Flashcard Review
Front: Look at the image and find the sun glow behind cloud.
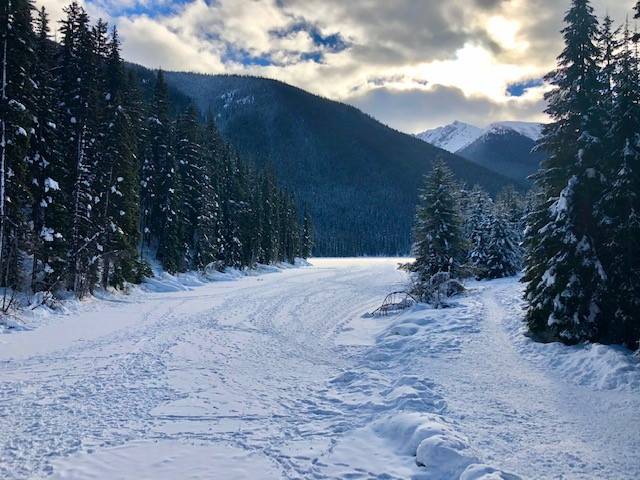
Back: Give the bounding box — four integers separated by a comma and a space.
35, 0, 634, 132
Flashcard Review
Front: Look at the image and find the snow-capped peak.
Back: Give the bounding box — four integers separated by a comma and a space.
486, 121, 543, 141
416, 120, 544, 153
415, 121, 482, 153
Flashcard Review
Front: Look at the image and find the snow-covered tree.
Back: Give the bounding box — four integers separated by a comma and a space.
412, 160, 464, 282
28, 6, 67, 292
596, 24, 640, 347
301, 208, 313, 259
96, 27, 141, 287
0, 0, 35, 292
481, 208, 522, 280
464, 186, 494, 276
523, 0, 607, 343
192, 115, 224, 270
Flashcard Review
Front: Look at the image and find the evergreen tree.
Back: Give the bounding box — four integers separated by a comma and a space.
301, 208, 313, 259
411, 160, 464, 282
481, 207, 522, 280
140, 70, 170, 251
464, 185, 494, 277
28, 6, 66, 292
192, 116, 224, 270
174, 104, 201, 267
96, 27, 141, 287
0, 0, 35, 292
523, 0, 606, 343
259, 171, 278, 263
59, 2, 103, 297
0, 3, 306, 299
596, 23, 640, 347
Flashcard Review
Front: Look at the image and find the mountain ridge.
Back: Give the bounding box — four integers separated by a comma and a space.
416, 120, 545, 183
130, 69, 524, 255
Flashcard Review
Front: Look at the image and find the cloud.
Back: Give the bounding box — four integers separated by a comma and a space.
34, 0, 636, 132
348, 84, 549, 133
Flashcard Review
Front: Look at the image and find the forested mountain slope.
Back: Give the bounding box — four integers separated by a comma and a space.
150, 72, 522, 256
457, 127, 545, 183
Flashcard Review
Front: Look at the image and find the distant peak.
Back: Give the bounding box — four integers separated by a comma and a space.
415, 121, 482, 153
416, 120, 544, 152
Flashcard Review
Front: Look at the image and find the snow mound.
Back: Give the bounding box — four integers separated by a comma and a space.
140, 260, 304, 293
368, 413, 520, 479
493, 279, 640, 392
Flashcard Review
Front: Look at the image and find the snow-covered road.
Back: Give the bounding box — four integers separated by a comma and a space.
0, 259, 638, 479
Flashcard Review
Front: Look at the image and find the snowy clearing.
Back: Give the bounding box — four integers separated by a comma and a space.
0, 258, 638, 479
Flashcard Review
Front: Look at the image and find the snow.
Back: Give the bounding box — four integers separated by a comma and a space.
487, 121, 544, 141
416, 120, 544, 153
415, 121, 482, 153
0, 259, 638, 479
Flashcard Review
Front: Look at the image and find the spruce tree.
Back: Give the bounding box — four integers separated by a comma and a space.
464, 186, 494, 277
411, 160, 464, 282
596, 23, 640, 347
174, 104, 201, 268
141, 70, 170, 252
0, 0, 35, 293
28, 6, 67, 292
59, 2, 103, 297
523, 0, 606, 343
192, 116, 224, 270
97, 27, 141, 287
301, 208, 313, 259
481, 207, 522, 280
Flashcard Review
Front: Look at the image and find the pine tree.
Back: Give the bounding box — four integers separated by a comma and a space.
140, 70, 170, 252
28, 6, 67, 292
174, 103, 202, 269
96, 27, 141, 288
192, 115, 224, 270
155, 116, 183, 273
301, 208, 313, 259
411, 160, 464, 282
259, 171, 278, 263
0, 0, 36, 294
464, 185, 494, 277
496, 185, 526, 240
58, 2, 103, 297
523, 0, 606, 343
596, 23, 640, 347
481, 207, 521, 280
598, 14, 620, 130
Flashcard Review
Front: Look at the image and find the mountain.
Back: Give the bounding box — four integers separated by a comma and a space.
415, 121, 482, 153
138, 71, 522, 256
416, 120, 545, 183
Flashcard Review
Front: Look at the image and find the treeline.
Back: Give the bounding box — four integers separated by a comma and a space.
0, 1, 312, 302
524, 0, 640, 349
410, 161, 525, 290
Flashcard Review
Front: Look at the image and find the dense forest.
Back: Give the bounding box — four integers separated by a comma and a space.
161, 72, 523, 257
0, 1, 312, 304
411, 0, 640, 350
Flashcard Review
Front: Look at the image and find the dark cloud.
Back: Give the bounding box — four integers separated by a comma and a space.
280, 0, 506, 65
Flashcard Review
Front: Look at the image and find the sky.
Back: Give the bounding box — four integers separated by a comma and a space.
37, 0, 635, 134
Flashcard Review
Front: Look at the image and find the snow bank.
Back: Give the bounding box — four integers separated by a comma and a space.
324, 290, 520, 479
3, 259, 308, 333
492, 279, 640, 392
140, 256, 308, 293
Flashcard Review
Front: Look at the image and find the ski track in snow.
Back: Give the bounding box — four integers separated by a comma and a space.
0, 259, 638, 479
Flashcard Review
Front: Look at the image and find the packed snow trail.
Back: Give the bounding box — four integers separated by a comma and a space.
0, 259, 638, 479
